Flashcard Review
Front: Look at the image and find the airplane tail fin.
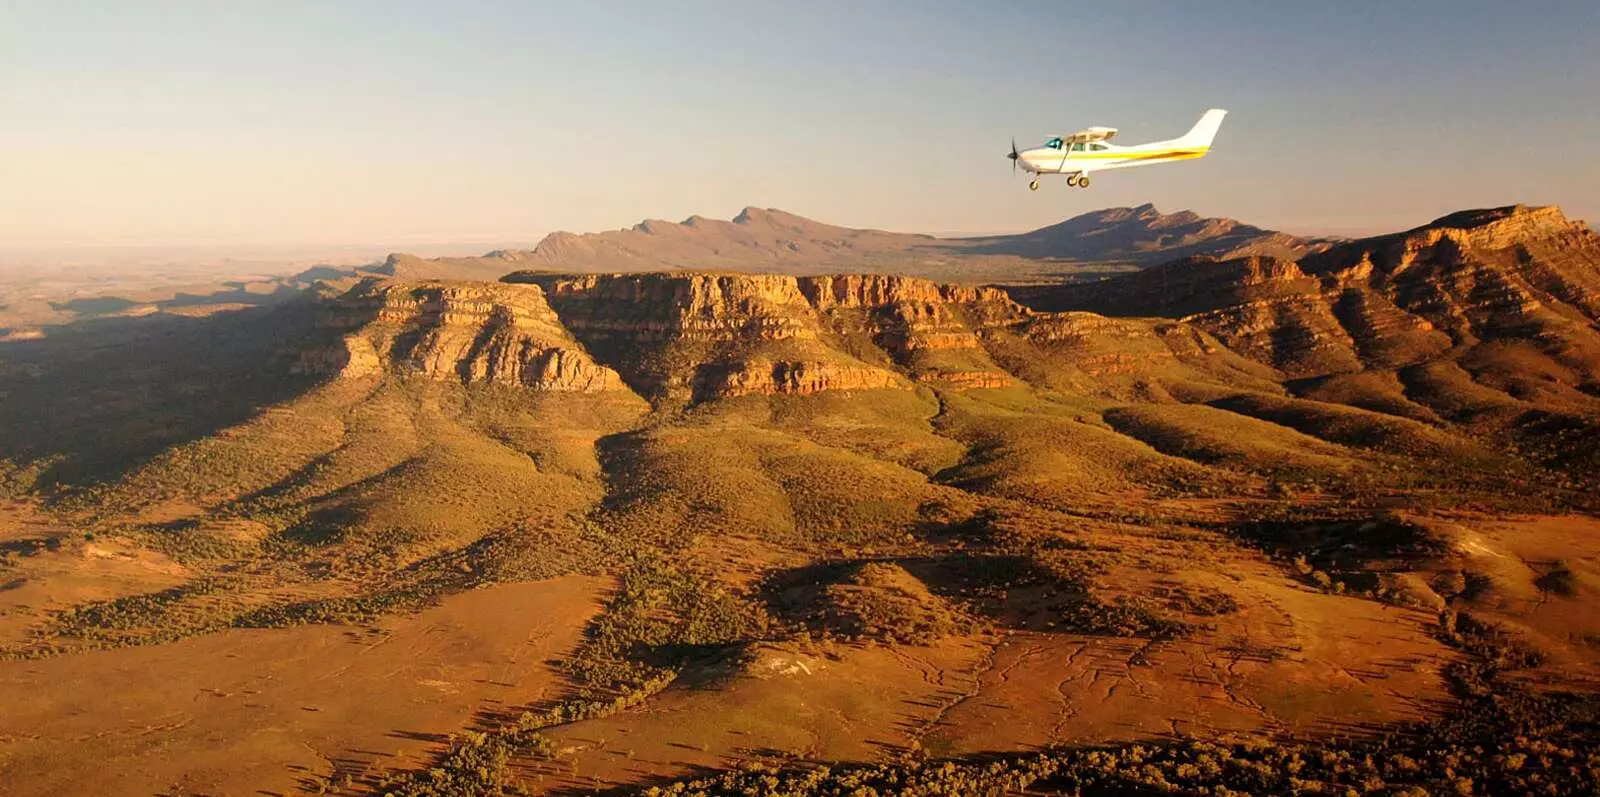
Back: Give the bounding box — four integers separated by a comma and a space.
1176, 108, 1228, 149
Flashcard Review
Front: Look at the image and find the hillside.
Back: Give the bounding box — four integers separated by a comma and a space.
0, 207, 1596, 796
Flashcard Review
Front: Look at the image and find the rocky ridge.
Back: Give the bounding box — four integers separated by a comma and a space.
297, 271, 1260, 405
1027, 205, 1600, 382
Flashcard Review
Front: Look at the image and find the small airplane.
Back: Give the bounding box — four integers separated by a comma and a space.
1007, 109, 1227, 191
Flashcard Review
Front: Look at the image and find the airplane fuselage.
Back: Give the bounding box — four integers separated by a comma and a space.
1016, 141, 1210, 176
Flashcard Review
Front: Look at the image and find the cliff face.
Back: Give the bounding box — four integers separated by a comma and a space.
1025, 206, 1600, 381
295, 279, 624, 392
294, 269, 1303, 406
505, 272, 1025, 399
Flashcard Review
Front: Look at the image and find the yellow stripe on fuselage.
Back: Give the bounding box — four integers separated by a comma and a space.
1068, 147, 1209, 161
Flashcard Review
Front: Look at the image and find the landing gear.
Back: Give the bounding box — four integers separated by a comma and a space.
1028, 178, 1040, 191
1066, 175, 1079, 188
1078, 175, 1092, 189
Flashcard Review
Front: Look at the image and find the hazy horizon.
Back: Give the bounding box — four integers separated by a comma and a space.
3, 1, 1596, 256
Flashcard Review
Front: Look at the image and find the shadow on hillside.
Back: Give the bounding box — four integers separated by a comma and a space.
158, 282, 305, 309
0, 295, 337, 489
46, 296, 143, 315
42, 281, 316, 319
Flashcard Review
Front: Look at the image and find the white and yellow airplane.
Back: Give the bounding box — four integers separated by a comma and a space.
1007, 108, 1227, 190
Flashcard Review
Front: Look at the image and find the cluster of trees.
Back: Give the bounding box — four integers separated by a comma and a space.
644, 724, 1597, 796
375, 671, 680, 797
0, 456, 59, 499
49, 575, 233, 642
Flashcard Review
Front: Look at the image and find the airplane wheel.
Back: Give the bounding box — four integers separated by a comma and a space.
1028, 179, 1040, 191
1066, 175, 1078, 187
1078, 175, 1091, 188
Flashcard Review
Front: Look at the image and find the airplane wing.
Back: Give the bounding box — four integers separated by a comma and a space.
1061, 126, 1118, 144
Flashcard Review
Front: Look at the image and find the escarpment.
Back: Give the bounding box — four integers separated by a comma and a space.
295, 278, 624, 392
502, 271, 1028, 399
295, 269, 1343, 405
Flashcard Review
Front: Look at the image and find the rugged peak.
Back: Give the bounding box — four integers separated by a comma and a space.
632, 218, 686, 236
732, 206, 817, 230
732, 206, 774, 225
1084, 205, 1160, 225
360, 253, 409, 276
1152, 209, 1204, 227
529, 230, 581, 257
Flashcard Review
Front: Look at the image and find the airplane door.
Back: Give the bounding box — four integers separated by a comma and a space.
1063, 142, 1083, 173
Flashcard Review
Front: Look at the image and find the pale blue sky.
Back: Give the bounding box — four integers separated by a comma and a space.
1, 0, 1596, 250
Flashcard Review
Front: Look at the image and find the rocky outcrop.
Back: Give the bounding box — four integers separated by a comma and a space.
297, 279, 623, 391
692, 359, 907, 401
291, 333, 382, 379
798, 274, 1013, 310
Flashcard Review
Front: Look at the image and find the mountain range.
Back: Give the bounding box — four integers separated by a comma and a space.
360, 203, 1331, 284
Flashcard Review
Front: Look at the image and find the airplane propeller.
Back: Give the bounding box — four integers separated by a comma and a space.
1008, 138, 1019, 174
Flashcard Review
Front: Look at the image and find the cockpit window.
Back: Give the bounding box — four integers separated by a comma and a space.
1091, 142, 1109, 151
1070, 142, 1087, 152
1045, 137, 1063, 150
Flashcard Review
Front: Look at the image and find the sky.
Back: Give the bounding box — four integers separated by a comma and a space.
1, 0, 1596, 254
